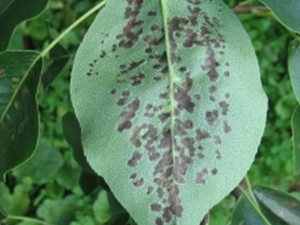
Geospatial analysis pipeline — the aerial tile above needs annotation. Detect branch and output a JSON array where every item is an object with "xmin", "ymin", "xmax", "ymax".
[{"xmin": 232, "ymin": 5, "xmax": 270, "ymax": 14}]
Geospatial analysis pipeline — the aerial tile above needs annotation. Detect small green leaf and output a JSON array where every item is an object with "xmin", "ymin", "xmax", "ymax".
[
  {"xmin": 37, "ymin": 195, "xmax": 80, "ymax": 225},
  {"xmin": 0, "ymin": 51, "xmax": 42, "ymax": 182},
  {"xmin": 292, "ymin": 105, "xmax": 300, "ymax": 173},
  {"xmin": 71, "ymin": 1, "xmax": 267, "ymax": 224},
  {"xmin": 0, "ymin": 0, "xmax": 49, "ymax": 51},
  {"xmin": 12, "ymin": 143, "xmax": 64, "ymax": 184},
  {"xmin": 93, "ymin": 191, "xmax": 112, "ymax": 224},
  {"xmin": 289, "ymin": 40, "xmax": 300, "ymax": 103},
  {"xmin": 259, "ymin": 0, "xmax": 300, "ymax": 33},
  {"xmin": 231, "ymin": 195, "xmax": 265, "ymax": 225},
  {"xmin": 254, "ymin": 186, "xmax": 300, "ymax": 225},
  {"xmin": 0, "ymin": 183, "xmax": 11, "ymax": 216}
]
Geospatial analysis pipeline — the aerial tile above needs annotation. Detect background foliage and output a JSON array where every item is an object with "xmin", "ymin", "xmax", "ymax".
[{"xmin": 0, "ymin": 0, "xmax": 299, "ymax": 224}]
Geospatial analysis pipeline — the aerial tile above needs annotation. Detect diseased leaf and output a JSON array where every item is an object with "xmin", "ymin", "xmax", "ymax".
[
  {"xmin": 292, "ymin": 105, "xmax": 300, "ymax": 173},
  {"xmin": 0, "ymin": 0, "xmax": 49, "ymax": 51},
  {"xmin": 259, "ymin": 0, "xmax": 300, "ymax": 33},
  {"xmin": 254, "ymin": 186, "xmax": 300, "ymax": 225},
  {"xmin": 289, "ymin": 40, "xmax": 300, "ymax": 103},
  {"xmin": 71, "ymin": 1, "xmax": 267, "ymax": 225},
  {"xmin": 0, "ymin": 51, "xmax": 42, "ymax": 182}
]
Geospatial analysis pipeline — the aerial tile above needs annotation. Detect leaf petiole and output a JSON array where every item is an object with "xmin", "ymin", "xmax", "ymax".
[{"xmin": 39, "ymin": 0, "xmax": 108, "ymax": 58}]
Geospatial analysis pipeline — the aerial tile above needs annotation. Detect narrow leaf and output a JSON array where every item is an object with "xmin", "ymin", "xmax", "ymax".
[
  {"xmin": 42, "ymin": 44, "xmax": 69, "ymax": 89},
  {"xmin": 292, "ymin": 105, "xmax": 300, "ymax": 173},
  {"xmin": 0, "ymin": 0, "xmax": 49, "ymax": 51},
  {"xmin": 259, "ymin": 0, "xmax": 300, "ymax": 33},
  {"xmin": 71, "ymin": 1, "xmax": 267, "ymax": 225},
  {"xmin": 0, "ymin": 51, "xmax": 42, "ymax": 182},
  {"xmin": 289, "ymin": 40, "xmax": 300, "ymax": 103},
  {"xmin": 254, "ymin": 186, "xmax": 300, "ymax": 225},
  {"xmin": 62, "ymin": 112, "xmax": 94, "ymax": 173},
  {"xmin": 230, "ymin": 195, "xmax": 265, "ymax": 225}
]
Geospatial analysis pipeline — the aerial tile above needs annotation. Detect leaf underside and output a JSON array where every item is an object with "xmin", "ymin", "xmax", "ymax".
[
  {"xmin": 71, "ymin": 1, "xmax": 267, "ymax": 225},
  {"xmin": 259, "ymin": 0, "xmax": 300, "ymax": 33}
]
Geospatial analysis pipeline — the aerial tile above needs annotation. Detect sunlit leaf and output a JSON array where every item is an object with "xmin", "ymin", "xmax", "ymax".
[
  {"xmin": 292, "ymin": 105, "xmax": 300, "ymax": 173},
  {"xmin": 259, "ymin": 0, "xmax": 300, "ymax": 33},
  {"xmin": 0, "ymin": 51, "xmax": 42, "ymax": 182},
  {"xmin": 71, "ymin": 1, "xmax": 267, "ymax": 224},
  {"xmin": 289, "ymin": 40, "xmax": 300, "ymax": 103},
  {"xmin": 254, "ymin": 186, "xmax": 300, "ymax": 225},
  {"xmin": 0, "ymin": 0, "xmax": 49, "ymax": 51}
]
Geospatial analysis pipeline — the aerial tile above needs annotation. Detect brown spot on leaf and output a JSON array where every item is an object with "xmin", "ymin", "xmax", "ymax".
[
  {"xmin": 151, "ymin": 203, "xmax": 162, "ymax": 212},
  {"xmin": 127, "ymin": 151, "xmax": 142, "ymax": 167},
  {"xmin": 206, "ymin": 110, "xmax": 219, "ymax": 125},
  {"xmin": 118, "ymin": 98, "xmax": 140, "ymax": 132},
  {"xmin": 196, "ymin": 168, "xmax": 209, "ymax": 184}
]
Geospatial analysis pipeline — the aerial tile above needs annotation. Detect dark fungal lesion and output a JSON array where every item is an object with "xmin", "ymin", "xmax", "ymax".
[
  {"xmin": 117, "ymin": 98, "xmax": 140, "ymax": 132},
  {"xmin": 104, "ymin": 0, "xmax": 236, "ymax": 223}
]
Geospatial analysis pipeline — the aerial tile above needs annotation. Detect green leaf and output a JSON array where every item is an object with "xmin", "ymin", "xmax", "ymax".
[
  {"xmin": 230, "ymin": 195, "xmax": 265, "ymax": 225},
  {"xmin": 258, "ymin": 0, "xmax": 300, "ymax": 33},
  {"xmin": 0, "ymin": 0, "xmax": 49, "ymax": 51},
  {"xmin": 12, "ymin": 143, "xmax": 64, "ymax": 184},
  {"xmin": 292, "ymin": 105, "xmax": 300, "ymax": 173},
  {"xmin": 37, "ymin": 195, "xmax": 80, "ymax": 225},
  {"xmin": 42, "ymin": 44, "xmax": 69, "ymax": 89},
  {"xmin": 71, "ymin": 1, "xmax": 267, "ymax": 225},
  {"xmin": 93, "ymin": 191, "xmax": 112, "ymax": 224},
  {"xmin": 0, "ymin": 51, "xmax": 42, "ymax": 182},
  {"xmin": 289, "ymin": 40, "xmax": 300, "ymax": 104},
  {"xmin": 62, "ymin": 112, "xmax": 94, "ymax": 173},
  {"xmin": 79, "ymin": 171, "xmax": 99, "ymax": 195},
  {"xmin": 254, "ymin": 186, "xmax": 300, "ymax": 225}
]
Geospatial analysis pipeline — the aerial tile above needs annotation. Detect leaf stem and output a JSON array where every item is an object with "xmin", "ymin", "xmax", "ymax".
[
  {"xmin": 231, "ymin": 5, "xmax": 270, "ymax": 14},
  {"xmin": 238, "ymin": 185, "xmax": 271, "ymax": 225},
  {"xmin": 5, "ymin": 215, "xmax": 56, "ymax": 225},
  {"xmin": 39, "ymin": 0, "xmax": 107, "ymax": 58}
]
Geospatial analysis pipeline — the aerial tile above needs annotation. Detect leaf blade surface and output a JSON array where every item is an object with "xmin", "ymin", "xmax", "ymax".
[
  {"xmin": 71, "ymin": 1, "xmax": 267, "ymax": 224},
  {"xmin": 0, "ymin": 51, "xmax": 42, "ymax": 182}
]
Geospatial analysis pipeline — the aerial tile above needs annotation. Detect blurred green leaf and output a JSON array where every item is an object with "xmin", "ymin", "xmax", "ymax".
[
  {"xmin": 289, "ymin": 40, "xmax": 300, "ymax": 104},
  {"xmin": 79, "ymin": 171, "xmax": 99, "ymax": 195},
  {"xmin": 93, "ymin": 191, "xmax": 112, "ymax": 224},
  {"xmin": 0, "ymin": 51, "xmax": 42, "ymax": 182},
  {"xmin": 0, "ymin": 183, "xmax": 11, "ymax": 216},
  {"xmin": 12, "ymin": 143, "xmax": 64, "ymax": 184},
  {"xmin": 254, "ymin": 185, "xmax": 300, "ymax": 225},
  {"xmin": 259, "ymin": 0, "xmax": 300, "ymax": 33},
  {"xmin": 37, "ymin": 195, "xmax": 80, "ymax": 225},
  {"xmin": 9, "ymin": 178, "xmax": 32, "ymax": 216},
  {"xmin": 230, "ymin": 194, "xmax": 265, "ymax": 225},
  {"xmin": 42, "ymin": 43, "xmax": 69, "ymax": 89},
  {"xmin": 62, "ymin": 112, "xmax": 94, "ymax": 173},
  {"xmin": 0, "ymin": 0, "xmax": 49, "ymax": 51},
  {"xmin": 56, "ymin": 151, "xmax": 81, "ymax": 191},
  {"xmin": 292, "ymin": 105, "xmax": 300, "ymax": 173}
]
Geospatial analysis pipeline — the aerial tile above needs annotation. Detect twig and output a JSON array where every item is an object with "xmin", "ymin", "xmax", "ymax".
[{"xmin": 232, "ymin": 5, "xmax": 270, "ymax": 14}]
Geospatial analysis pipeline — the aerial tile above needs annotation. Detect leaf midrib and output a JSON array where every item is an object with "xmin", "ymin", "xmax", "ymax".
[{"xmin": 161, "ymin": 0, "xmax": 180, "ymax": 223}]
